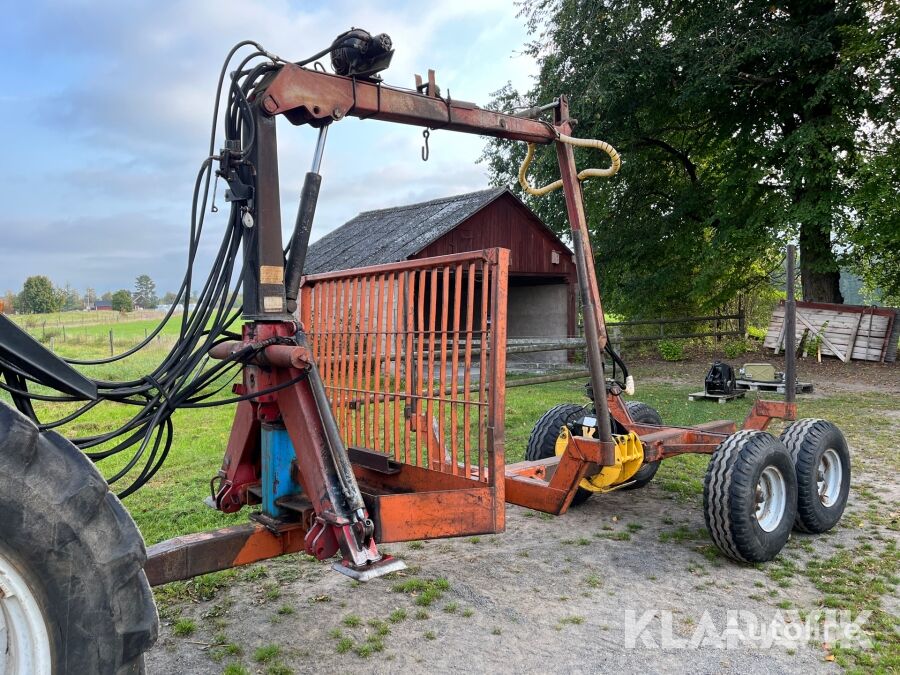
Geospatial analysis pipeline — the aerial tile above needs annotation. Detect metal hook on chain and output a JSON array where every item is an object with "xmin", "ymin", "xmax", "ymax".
[{"xmin": 421, "ymin": 129, "xmax": 430, "ymax": 162}]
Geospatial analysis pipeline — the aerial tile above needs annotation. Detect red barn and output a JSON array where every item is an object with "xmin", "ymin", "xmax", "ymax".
[{"xmin": 304, "ymin": 187, "xmax": 577, "ymax": 364}]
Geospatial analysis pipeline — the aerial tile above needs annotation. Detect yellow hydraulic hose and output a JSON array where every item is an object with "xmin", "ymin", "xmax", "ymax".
[{"xmin": 518, "ymin": 133, "xmax": 621, "ymax": 197}]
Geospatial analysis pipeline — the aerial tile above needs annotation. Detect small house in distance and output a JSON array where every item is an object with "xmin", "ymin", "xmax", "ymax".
[{"xmin": 304, "ymin": 187, "xmax": 577, "ymax": 364}]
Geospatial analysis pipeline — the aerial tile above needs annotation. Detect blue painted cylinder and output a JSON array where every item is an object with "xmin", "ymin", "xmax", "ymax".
[{"xmin": 261, "ymin": 424, "xmax": 303, "ymax": 517}]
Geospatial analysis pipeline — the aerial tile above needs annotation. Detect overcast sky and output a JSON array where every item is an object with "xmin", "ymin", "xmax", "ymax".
[{"xmin": 0, "ymin": 0, "xmax": 536, "ymax": 296}]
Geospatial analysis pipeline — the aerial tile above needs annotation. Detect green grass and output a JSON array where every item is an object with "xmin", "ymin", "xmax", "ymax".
[
  {"xmin": 388, "ymin": 608, "xmax": 407, "ymax": 623},
  {"xmin": 804, "ymin": 541, "xmax": 899, "ymax": 671},
  {"xmin": 8, "ymin": 360, "xmax": 895, "ymax": 551},
  {"xmin": 172, "ymin": 618, "xmax": 196, "ymax": 636},
  {"xmin": 342, "ymin": 614, "xmax": 362, "ymax": 628},
  {"xmin": 392, "ymin": 577, "xmax": 450, "ymax": 607},
  {"xmin": 253, "ymin": 644, "xmax": 280, "ymax": 663}
]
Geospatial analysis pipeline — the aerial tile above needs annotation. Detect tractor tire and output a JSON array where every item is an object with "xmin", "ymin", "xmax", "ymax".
[
  {"xmin": 780, "ymin": 419, "xmax": 850, "ymax": 534},
  {"xmin": 619, "ymin": 401, "xmax": 662, "ymax": 491},
  {"xmin": 703, "ymin": 430, "xmax": 797, "ymax": 563},
  {"xmin": 525, "ymin": 403, "xmax": 594, "ymax": 506},
  {"xmin": 0, "ymin": 402, "xmax": 158, "ymax": 674}
]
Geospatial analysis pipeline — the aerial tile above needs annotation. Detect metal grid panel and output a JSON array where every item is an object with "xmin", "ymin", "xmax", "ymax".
[{"xmin": 300, "ymin": 249, "xmax": 508, "ymax": 483}]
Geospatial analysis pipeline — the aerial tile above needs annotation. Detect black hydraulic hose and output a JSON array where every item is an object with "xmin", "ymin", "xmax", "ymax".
[{"xmin": 4, "ymin": 41, "xmax": 338, "ymax": 498}]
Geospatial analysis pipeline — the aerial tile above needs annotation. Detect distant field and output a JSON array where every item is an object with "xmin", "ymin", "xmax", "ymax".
[{"xmin": 6, "ymin": 309, "xmax": 232, "ymax": 360}]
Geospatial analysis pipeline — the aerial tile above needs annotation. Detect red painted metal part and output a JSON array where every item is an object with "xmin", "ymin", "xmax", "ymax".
[
  {"xmin": 260, "ymin": 64, "xmax": 556, "ymax": 144},
  {"xmin": 145, "ymin": 522, "xmax": 310, "ymax": 587},
  {"xmin": 299, "ymin": 249, "xmax": 509, "ymax": 542},
  {"xmin": 143, "ymin": 58, "xmax": 810, "ymax": 584},
  {"xmin": 504, "ymin": 389, "xmax": 796, "ymax": 515},
  {"xmin": 742, "ymin": 398, "xmax": 797, "ymax": 431},
  {"xmin": 204, "ymin": 321, "xmax": 384, "ymax": 572}
]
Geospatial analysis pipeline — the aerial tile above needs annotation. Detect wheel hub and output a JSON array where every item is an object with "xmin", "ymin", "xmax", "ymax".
[
  {"xmin": 754, "ymin": 465, "xmax": 787, "ymax": 533},
  {"xmin": 817, "ymin": 448, "xmax": 842, "ymax": 508},
  {"xmin": 0, "ymin": 550, "xmax": 53, "ymax": 675}
]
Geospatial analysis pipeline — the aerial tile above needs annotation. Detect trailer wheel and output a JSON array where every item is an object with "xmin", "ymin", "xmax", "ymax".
[
  {"xmin": 780, "ymin": 419, "xmax": 850, "ymax": 533},
  {"xmin": 526, "ymin": 403, "xmax": 594, "ymax": 505},
  {"xmin": 620, "ymin": 401, "xmax": 662, "ymax": 490},
  {"xmin": 703, "ymin": 430, "xmax": 797, "ymax": 563},
  {"xmin": 525, "ymin": 403, "xmax": 586, "ymax": 461},
  {"xmin": 0, "ymin": 402, "xmax": 158, "ymax": 674}
]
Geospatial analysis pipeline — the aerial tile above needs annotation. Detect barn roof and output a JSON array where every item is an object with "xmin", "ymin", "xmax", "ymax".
[{"xmin": 304, "ymin": 187, "xmax": 510, "ymax": 275}]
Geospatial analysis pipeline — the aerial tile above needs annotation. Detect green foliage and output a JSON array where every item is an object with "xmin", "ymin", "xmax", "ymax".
[
  {"xmin": 657, "ymin": 340, "xmax": 685, "ymax": 362},
  {"xmin": 134, "ymin": 274, "xmax": 159, "ymax": 309},
  {"xmin": 60, "ymin": 284, "xmax": 81, "ymax": 312},
  {"xmin": 172, "ymin": 618, "xmax": 196, "ymax": 636},
  {"xmin": 747, "ymin": 326, "xmax": 767, "ymax": 340},
  {"xmin": 483, "ymin": 0, "xmax": 900, "ymax": 311},
  {"xmin": 253, "ymin": 644, "xmax": 280, "ymax": 663},
  {"xmin": 111, "ymin": 289, "xmax": 133, "ymax": 313},
  {"xmin": 805, "ymin": 320, "xmax": 829, "ymax": 357},
  {"xmin": 18, "ymin": 276, "xmax": 64, "ymax": 314},
  {"xmin": 722, "ymin": 338, "xmax": 753, "ymax": 359},
  {"xmin": 846, "ymin": 141, "xmax": 900, "ymax": 303}
]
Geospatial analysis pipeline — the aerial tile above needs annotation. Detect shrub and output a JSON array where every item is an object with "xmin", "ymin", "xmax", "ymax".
[
  {"xmin": 657, "ymin": 340, "xmax": 685, "ymax": 361},
  {"xmin": 723, "ymin": 338, "xmax": 753, "ymax": 358},
  {"xmin": 747, "ymin": 326, "xmax": 767, "ymax": 340}
]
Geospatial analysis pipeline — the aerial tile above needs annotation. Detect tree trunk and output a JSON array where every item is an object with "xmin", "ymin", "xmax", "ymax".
[{"xmin": 799, "ymin": 219, "xmax": 844, "ymax": 303}]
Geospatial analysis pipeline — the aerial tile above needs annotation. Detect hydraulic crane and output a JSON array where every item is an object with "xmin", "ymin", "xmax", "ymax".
[{"xmin": 0, "ymin": 29, "xmax": 850, "ymax": 674}]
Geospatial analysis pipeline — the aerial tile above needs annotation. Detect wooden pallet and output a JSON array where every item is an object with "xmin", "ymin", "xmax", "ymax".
[
  {"xmin": 764, "ymin": 301, "xmax": 897, "ymax": 363},
  {"xmin": 688, "ymin": 390, "xmax": 746, "ymax": 403},
  {"xmin": 735, "ymin": 379, "xmax": 814, "ymax": 394}
]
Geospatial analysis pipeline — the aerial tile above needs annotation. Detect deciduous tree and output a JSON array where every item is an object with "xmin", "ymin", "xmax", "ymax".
[
  {"xmin": 483, "ymin": 0, "xmax": 898, "ymax": 312},
  {"xmin": 111, "ymin": 289, "xmax": 133, "ymax": 313},
  {"xmin": 17, "ymin": 276, "xmax": 64, "ymax": 314}
]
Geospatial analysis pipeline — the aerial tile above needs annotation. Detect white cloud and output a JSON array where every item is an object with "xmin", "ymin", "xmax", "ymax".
[{"xmin": 1, "ymin": 0, "xmax": 536, "ymax": 293}]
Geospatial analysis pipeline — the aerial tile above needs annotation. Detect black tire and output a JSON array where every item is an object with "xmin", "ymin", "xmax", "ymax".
[
  {"xmin": 703, "ymin": 430, "xmax": 798, "ymax": 563},
  {"xmin": 619, "ymin": 401, "xmax": 662, "ymax": 490},
  {"xmin": 0, "ymin": 402, "xmax": 158, "ymax": 674},
  {"xmin": 526, "ymin": 403, "xmax": 594, "ymax": 505},
  {"xmin": 780, "ymin": 419, "xmax": 850, "ymax": 533},
  {"xmin": 525, "ymin": 403, "xmax": 586, "ymax": 461}
]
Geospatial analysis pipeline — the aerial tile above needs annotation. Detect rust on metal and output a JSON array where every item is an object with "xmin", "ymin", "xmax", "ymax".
[
  {"xmin": 261, "ymin": 64, "xmax": 556, "ymax": 144},
  {"xmin": 743, "ymin": 399, "xmax": 797, "ymax": 430},
  {"xmin": 208, "ymin": 342, "xmax": 311, "ymax": 370},
  {"xmin": 298, "ymin": 248, "xmax": 508, "ymax": 540},
  {"xmin": 145, "ymin": 522, "xmax": 309, "ymax": 586}
]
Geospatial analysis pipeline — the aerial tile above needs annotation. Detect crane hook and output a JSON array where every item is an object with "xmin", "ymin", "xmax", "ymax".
[{"xmin": 421, "ymin": 129, "xmax": 430, "ymax": 162}]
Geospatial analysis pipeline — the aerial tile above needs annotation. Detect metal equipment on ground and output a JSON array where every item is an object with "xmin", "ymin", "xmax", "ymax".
[{"xmin": 0, "ymin": 30, "xmax": 851, "ymax": 673}]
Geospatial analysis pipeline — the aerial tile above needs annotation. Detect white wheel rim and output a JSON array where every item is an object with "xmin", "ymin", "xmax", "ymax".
[
  {"xmin": 755, "ymin": 465, "xmax": 787, "ymax": 532},
  {"xmin": 0, "ymin": 550, "xmax": 53, "ymax": 675},
  {"xmin": 818, "ymin": 448, "xmax": 843, "ymax": 508}
]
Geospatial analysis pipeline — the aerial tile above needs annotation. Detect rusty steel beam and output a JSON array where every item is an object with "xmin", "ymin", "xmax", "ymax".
[
  {"xmin": 145, "ymin": 522, "xmax": 309, "ymax": 586},
  {"xmin": 208, "ymin": 342, "xmax": 311, "ymax": 370},
  {"xmin": 553, "ymin": 97, "xmax": 613, "ymax": 450},
  {"xmin": 743, "ymin": 398, "xmax": 797, "ymax": 431},
  {"xmin": 260, "ymin": 64, "xmax": 557, "ymax": 144}
]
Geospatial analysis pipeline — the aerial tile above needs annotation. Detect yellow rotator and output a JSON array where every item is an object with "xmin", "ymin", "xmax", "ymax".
[{"xmin": 555, "ymin": 427, "xmax": 643, "ymax": 492}]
